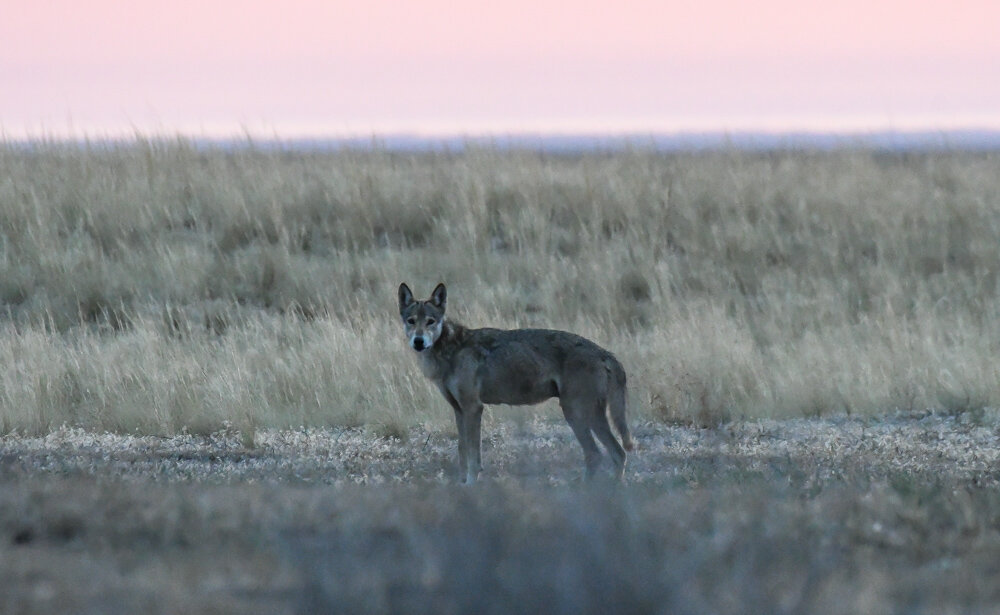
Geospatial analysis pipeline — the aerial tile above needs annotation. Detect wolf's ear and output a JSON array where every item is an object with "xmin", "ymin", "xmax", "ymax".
[
  {"xmin": 430, "ymin": 283, "xmax": 447, "ymax": 310},
  {"xmin": 398, "ymin": 283, "xmax": 415, "ymax": 315}
]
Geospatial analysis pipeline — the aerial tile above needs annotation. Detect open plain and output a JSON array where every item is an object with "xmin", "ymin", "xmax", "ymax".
[
  {"xmin": 3, "ymin": 412, "xmax": 1000, "ymax": 614},
  {"xmin": 2, "ymin": 142, "xmax": 1000, "ymax": 612}
]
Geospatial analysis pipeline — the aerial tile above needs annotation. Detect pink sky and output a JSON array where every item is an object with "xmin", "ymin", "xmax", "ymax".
[{"xmin": 3, "ymin": 0, "xmax": 1000, "ymax": 137}]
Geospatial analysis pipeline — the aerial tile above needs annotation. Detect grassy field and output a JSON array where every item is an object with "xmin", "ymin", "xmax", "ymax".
[
  {"xmin": 3, "ymin": 141, "xmax": 1000, "ymax": 613},
  {"xmin": 3, "ymin": 413, "xmax": 1000, "ymax": 614},
  {"xmin": 1, "ymin": 141, "xmax": 999, "ymax": 434}
]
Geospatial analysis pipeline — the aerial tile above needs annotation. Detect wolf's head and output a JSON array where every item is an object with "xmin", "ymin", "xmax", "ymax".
[{"xmin": 398, "ymin": 282, "xmax": 446, "ymax": 352}]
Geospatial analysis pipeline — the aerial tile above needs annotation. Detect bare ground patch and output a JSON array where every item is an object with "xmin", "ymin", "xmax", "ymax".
[{"xmin": 2, "ymin": 412, "xmax": 1000, "ymax": 614}]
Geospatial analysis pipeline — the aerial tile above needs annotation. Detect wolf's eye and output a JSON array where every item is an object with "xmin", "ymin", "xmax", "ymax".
[
  {"xmin": 426, "ymin": 318, "xmax": 436, "ymax": 326},
  {"xmin": 406, "ymin": 317, "xmax": 416, "ymax": 325}
]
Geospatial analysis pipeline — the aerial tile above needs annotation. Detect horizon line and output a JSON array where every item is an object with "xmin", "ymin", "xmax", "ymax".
[
  {"xmin": 6, "ymin": 127, "xmax": 1000, "ymax": 153},
  {"xmin": 5, "ymin": 113, "xmax": 1000, "ymax": 142}
]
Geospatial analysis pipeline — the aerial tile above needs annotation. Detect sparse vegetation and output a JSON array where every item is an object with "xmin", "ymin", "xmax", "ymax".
[
  {"xmin": 1, "ymin": 141, "xmax": 999, "ymax": 433},
  {"xmin": 3, "ymin": 413, "xmax": 1000, "ymax": 614}
]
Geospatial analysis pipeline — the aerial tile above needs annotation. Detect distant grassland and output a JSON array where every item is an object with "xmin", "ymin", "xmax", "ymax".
[{"xmin": 1, "ymin": 141, "xmax": 999, "ymax": 435}]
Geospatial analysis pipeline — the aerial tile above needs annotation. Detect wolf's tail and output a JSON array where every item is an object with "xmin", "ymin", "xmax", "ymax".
[{"xmin": 606, "ymin": 358, "xmax": 635, "ymax": 451}]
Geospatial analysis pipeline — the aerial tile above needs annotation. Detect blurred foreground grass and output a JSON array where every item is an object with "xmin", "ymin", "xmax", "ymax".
[{"xmin": 1, "ymin": 140, "xmax": 1000, "ymax": 433}]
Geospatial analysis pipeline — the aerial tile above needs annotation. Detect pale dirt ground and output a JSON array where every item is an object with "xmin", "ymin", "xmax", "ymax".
[
  {"xmin": 4, "ymin": 410, "xmax": 999, "ymax": 486},
  {"xmin": 2, "ymin": 411, "xmax": 1000, "ymax": 614}
]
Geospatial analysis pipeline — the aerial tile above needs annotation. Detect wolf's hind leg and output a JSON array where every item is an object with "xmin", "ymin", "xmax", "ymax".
[
  {"xmin": 560, "ymin": 397, "xmax": 603, "ymax": 479},
  {"xmin": 590, "ymin": 400, "xmax": 627, "ymax": 480}
]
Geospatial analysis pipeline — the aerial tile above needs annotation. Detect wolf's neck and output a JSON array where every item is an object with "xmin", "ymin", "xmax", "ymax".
[
  {"xmin": 436, "ymin": 319, "xmax": 465, "ymax": 349},
  {"xmin": 418, "ymin": 319, "xmax": 466, "ymax": 379}
]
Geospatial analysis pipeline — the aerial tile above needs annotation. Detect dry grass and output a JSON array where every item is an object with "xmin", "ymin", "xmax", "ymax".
[
  {"xmin": 1, "ymin": 141, "xmax": 1000, "ymax": 434},
  {"xmin": 2, "ymin": 413, "xmax": 1000, "ymax": 613},
  {"xmin": 4, "ymin": 141, "xmax": 1000, "ymax": 612}
]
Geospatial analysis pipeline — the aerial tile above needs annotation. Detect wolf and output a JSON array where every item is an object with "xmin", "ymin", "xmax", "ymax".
[{"xmin": 398, "ymin": 282, "xmax": 634, "ymax": 483}]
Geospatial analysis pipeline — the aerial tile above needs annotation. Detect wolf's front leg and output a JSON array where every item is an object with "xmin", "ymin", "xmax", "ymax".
[
  {"xmin": 462, "ymin": 404, "xmax": 484, "ymax": 484},
  {"xmin": 452, "ymin": 407, "xmax": 468, "ymax": 482}
]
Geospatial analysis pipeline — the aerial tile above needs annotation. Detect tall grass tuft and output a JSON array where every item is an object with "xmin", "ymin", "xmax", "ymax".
[{"xmin": 1, "ymin": 141, "xmax": 999, "ymax": 434}]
